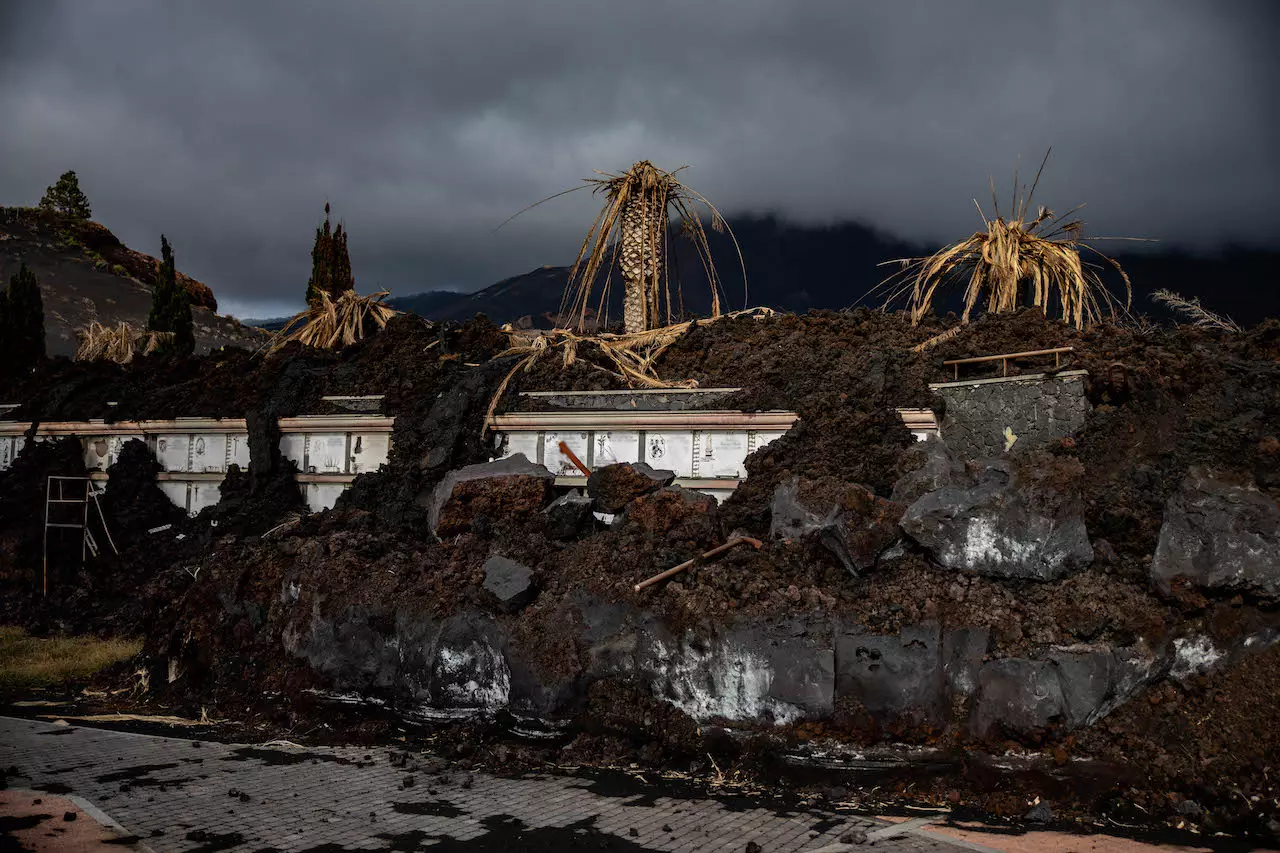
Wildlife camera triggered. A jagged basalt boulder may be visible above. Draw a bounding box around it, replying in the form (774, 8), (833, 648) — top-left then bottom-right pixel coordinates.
(971, 645), (1162, 737)
(543, 489), (594, 540)
(423, 454), (554, 538)
(835, 622), (945, 725)
(1151, 469), (1280, 598)
(899, 454), (1093, 581)
(891, 437), (962, 505)
(587, 462), (676, 513)
(769, 476), (904, 575)
(972, 658), (1065, 737)
(620, 486), (720, 542)
(482, 555), (538, 614)
(942, 626), (990, 698)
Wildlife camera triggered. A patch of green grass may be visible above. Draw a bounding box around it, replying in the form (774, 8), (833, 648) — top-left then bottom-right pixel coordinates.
(0, 626), (141, 690)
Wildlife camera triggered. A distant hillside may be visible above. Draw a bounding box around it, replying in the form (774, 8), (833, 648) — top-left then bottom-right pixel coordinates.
(387, 216), (1280, 328)
(0, 207), (268, 358)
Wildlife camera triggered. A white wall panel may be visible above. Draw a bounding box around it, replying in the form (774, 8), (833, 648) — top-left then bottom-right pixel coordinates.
(350, 432), (389, 474)
(591, 431), (640, 467)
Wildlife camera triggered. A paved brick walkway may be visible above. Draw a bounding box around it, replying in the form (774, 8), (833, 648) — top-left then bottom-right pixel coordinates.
(0, 715), (976, 852)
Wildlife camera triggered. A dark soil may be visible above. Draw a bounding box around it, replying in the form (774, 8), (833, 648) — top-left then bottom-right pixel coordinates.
(3, 307), (1280, 840)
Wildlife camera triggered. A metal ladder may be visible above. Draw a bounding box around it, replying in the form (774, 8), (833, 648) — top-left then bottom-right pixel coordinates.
(41, 476), (118, 596)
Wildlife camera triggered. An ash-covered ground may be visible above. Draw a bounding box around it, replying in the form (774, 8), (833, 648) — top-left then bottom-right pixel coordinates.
(2, 308), (1279, 841)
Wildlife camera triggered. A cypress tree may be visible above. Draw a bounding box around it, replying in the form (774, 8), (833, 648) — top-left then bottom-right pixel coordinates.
(38, 170), (92, 221)
(5, 263), (46, 370)
(147, 235), (194, 356)
(304, 203), (354, 306)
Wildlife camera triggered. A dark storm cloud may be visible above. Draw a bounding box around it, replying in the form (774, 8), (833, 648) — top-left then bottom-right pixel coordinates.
(1, 1), (1276, 317)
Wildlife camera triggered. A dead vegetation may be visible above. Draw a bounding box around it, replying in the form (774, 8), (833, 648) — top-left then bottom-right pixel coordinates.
(484, 307), (775, 433)
(0, 626), (140, 690)
(268, 289), (399, 354)
(74, 320), (173, 363)
(879, 151), (1136, 335)
(1152, 288), (1242, 332)
(507, 160), (746, 334)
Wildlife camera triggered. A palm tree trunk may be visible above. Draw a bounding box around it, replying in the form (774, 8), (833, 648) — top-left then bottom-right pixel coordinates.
(619, 195), (663, 334)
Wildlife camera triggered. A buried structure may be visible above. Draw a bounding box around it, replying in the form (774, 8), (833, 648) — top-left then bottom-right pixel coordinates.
(1, 307), (1280, 840)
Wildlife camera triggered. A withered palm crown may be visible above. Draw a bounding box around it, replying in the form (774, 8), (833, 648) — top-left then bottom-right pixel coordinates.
(880, 151), (1137, 331)
(267, 289), (399, 354)
(509, 160), (745, 334)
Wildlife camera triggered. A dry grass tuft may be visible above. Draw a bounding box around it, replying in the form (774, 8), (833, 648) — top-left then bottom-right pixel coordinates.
(1152, 289), (1241, 333)
(483, 307), (774, 435)
(74, 321), (173, 363)
(268, 289), (399, 354)
(878, 151), (1138, 331)
(0, 626), (141, 690)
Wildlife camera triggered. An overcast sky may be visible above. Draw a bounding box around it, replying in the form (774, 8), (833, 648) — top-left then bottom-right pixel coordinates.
(1, 1), (1276, 318)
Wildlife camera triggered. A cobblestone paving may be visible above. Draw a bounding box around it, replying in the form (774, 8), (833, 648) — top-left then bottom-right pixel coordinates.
(0, 716), (975, 852)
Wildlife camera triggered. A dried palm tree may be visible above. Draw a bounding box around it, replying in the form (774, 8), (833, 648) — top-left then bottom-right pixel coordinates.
(504, 161), (746, 334)
(267, 289), (399, 354)
(75, 321), (173, 364)
(879, 151), (1138, 332)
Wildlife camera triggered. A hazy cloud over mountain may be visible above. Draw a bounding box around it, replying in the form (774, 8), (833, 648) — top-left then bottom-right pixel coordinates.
(1, 1), (1275, 317)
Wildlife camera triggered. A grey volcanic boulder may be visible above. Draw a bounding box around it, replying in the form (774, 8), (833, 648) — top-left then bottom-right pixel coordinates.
(636, 616), (834, 724)
(482, 556), (538, 614)
(770, 476), (905, 575)
(835, 623), (945, 725)
(1151, 469), (1280, 597)
(891, 437), (963, 505)
(942, 626), (990, 697)
(900, 454), (1093, 581)
(423, 454), (555, 538)
(1047, 648), (1116, 728)
(972, 658), (1065, 737)
(428, 611), (511, 710)
(972, 645), (1162, 736)
(543, 489), (595, 540)
(587, 462), (675, 513)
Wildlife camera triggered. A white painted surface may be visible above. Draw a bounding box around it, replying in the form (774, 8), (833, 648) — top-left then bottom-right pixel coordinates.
(542, 430), (590, 476)
(303, 482), (348, 513)
(0, 435), (23, 469)
(308, 433), (348, 474)
(154, 434), (191, 472)
(159, 481), (190, 511)
(696, 430), (749, 478)
(279, 434), (307, 470)
(349, 432), (389, 474)
(2, 415), (392, 517)
(493, 420), (797, 500)
(591, 430), (640, 467)
(189, 481), (223, 514)
(643, 431), (694, 477)
(501, 431), (539, 464)
(189, 434), (226, 473)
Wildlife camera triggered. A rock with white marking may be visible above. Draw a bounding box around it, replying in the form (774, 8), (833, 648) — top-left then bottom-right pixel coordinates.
(1151, 469), (1280, 598)
(900, 454), (1093, 581)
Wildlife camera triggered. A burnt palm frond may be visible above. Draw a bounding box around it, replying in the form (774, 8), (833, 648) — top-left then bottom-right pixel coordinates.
(74, 321), (174, 363)
(877, 151), (1141, 330)
(1152, 289), (1241, 332)
(267, 290), (399, 354)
